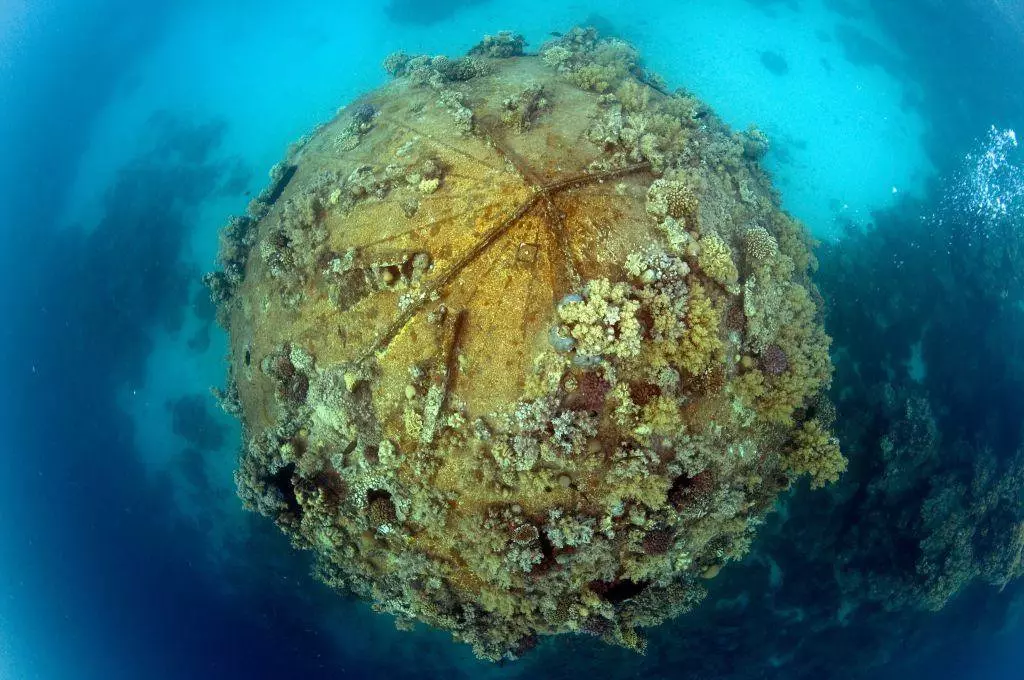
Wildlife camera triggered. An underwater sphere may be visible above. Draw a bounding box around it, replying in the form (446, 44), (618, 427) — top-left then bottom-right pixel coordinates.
(206, 28), (844, 661)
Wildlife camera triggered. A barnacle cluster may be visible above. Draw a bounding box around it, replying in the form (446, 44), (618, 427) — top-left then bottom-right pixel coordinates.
(208, 27), (842, 661)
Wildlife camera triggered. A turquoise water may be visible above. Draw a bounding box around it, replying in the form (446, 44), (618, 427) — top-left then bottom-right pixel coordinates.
(1, 1), (1022, 678)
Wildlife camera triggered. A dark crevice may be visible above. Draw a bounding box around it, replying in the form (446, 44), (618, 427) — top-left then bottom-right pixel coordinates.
(265, 164), (297, 205)
(591, 578), (650, 604)
(269, 463), (302, 517)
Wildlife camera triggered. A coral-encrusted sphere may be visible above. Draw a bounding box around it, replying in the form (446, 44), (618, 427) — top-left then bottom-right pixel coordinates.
(207, 27), (844, 661)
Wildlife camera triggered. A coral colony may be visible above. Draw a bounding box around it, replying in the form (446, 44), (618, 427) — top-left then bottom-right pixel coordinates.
(206, 28), (844, 661)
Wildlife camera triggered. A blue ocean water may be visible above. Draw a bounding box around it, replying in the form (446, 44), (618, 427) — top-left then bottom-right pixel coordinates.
(1, 1), (1023, 678)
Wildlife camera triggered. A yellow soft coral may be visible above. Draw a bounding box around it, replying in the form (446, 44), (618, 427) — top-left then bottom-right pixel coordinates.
(568, 63), (620, 93)
(616, 79), (650, 113)
(729, 369), (766, 425)
(734, 283), (832, 426)
(676, 282), (722, 376)
(771, 286), (832, 421)
(697, 233), (739, 287)
(786, 419), (847, 488)
(558, 279), (643, 360)
(772, 212), (817, 275)
(543, 29), (639, 94)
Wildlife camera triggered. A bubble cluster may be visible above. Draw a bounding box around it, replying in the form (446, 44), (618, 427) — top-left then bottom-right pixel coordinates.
(939, 126), (1023, 244)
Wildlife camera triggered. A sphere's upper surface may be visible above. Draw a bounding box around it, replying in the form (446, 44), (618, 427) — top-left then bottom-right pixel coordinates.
(208, 28), (844, 661)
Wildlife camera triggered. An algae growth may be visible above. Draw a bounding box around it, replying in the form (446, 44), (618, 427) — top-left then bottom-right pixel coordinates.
(207, 28), (844, 661)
